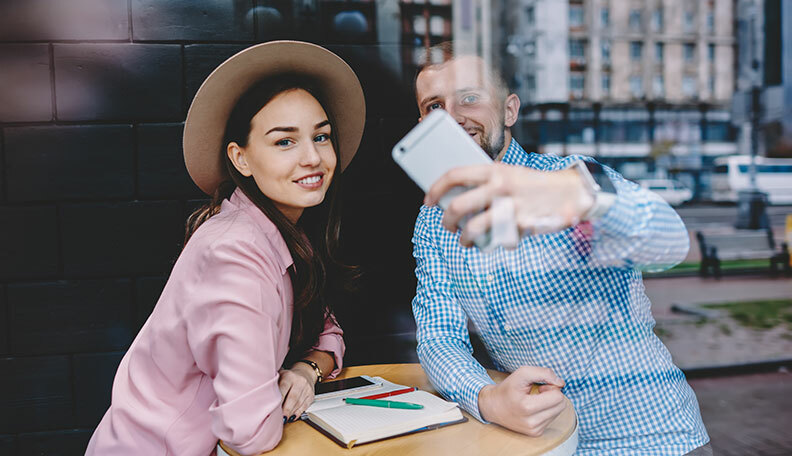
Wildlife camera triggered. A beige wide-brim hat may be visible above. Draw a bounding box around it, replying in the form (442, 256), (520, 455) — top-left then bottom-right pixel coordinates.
(183, 41), (366, 195)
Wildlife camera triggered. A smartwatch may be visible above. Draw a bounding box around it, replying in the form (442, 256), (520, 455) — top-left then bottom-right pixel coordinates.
(568, 160), (617, 221)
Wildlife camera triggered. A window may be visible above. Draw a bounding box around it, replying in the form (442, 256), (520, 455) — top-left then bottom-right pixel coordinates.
(570, 39), (586, 61)
(526, 5), (535, 25)
(684, 43), (696, 62)
(602, 74), (611, 95)
(570, 4), (584, 27)
(630, 75), (643, 98)
(629, 9), (641, 31)
(526, 74), (536, 91)
(708, 44), (715, 62)
(570, 73), (585, 99)
(707, 11), (715, 33)
(601, 7), (609, 26)
(684, 10), (696, 33)
(682, 76), (697, 97)
(709, 76), (716, 96)
(601, 40), (611, 63)
(653, 75), (664, 97)
(630, 41), (642, 61)
(652, 8), (663, 32)
(655, 42), (664, 62)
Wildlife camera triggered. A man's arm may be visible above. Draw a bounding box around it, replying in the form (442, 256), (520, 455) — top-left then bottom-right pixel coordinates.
(424, 157), (688, 272)
(412, 207), (494, 421)
(412, 208), (566, 434)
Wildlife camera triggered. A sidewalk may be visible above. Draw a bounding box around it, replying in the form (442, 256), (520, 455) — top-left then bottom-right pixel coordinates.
(644, 275), (792, 370)
(688, 370), (792, 456)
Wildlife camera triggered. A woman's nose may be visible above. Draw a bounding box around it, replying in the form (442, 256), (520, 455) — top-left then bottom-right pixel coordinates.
(300, 142), (322, 166)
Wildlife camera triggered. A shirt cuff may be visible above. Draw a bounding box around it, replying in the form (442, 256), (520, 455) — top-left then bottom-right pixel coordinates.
(592, 187), (642, 239)
(458, 371), (497, 423)
(313, 332), (344, 379)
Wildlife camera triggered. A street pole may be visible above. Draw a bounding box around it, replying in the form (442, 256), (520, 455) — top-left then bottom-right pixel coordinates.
(736, 0), (769, 229)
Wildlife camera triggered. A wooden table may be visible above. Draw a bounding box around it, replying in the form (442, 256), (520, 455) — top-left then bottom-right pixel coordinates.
(221, 363), (578, 455)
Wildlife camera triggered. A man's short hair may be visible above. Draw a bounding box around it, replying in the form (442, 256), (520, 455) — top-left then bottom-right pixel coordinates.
(413, 41), (510, 101)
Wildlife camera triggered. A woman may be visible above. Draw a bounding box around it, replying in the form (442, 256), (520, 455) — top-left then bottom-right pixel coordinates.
(86, 41), (365, 455)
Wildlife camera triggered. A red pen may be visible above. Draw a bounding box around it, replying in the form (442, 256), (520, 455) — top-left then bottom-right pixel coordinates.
(358, 387), (417, 400)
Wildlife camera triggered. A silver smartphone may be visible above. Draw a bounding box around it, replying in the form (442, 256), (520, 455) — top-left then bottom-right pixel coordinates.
(392, 110), (495, 250)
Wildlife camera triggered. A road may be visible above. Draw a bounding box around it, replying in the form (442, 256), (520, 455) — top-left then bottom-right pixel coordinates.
(675, 204), (792, 229)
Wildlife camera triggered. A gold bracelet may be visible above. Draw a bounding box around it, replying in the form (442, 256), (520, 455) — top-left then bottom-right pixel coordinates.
(296, 359), (323, 383)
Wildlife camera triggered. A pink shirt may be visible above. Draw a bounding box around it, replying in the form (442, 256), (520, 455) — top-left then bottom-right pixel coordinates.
(86, 189), (345, 456)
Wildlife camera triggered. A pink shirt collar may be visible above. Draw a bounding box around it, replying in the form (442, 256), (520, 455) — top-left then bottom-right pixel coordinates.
(226, 188), (294, 272)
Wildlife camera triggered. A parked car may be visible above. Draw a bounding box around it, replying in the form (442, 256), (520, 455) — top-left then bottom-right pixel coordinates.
(637, 178), (693, 206)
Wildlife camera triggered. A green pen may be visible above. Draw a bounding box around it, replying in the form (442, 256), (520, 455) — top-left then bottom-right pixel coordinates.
(343, 398), (424, 410)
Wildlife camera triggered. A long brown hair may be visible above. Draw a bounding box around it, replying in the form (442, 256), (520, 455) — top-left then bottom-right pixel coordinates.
(185, 75), (358, 365)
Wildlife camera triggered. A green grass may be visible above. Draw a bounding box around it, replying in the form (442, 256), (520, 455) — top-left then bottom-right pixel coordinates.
(648, 258), (774, 275)
(701, 299), (792, 330)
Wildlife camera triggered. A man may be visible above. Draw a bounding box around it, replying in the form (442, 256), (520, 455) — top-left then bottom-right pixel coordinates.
(410, 43), (710, 455)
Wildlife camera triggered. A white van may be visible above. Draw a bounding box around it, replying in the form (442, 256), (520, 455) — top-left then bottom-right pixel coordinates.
(638, 179), (693, 206)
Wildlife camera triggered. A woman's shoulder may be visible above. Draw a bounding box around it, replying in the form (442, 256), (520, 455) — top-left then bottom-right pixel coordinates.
(181, 205), (287, 273)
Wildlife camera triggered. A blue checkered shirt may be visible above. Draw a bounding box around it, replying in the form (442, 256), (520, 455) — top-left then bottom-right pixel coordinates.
(412, 139), (709, 455)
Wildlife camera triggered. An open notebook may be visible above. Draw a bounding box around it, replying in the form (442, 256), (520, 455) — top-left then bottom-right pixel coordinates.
(305, 388), (466, 448)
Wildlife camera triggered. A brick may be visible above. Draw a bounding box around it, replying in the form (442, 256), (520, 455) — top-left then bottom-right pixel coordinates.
(254, 1), (296, 41)
(326, 44), (418, 119)
(17, 429), (92, 456)
(0, 435), (16, 454)
(138, 123), (203, 198)
(5, 125), (134, 202)
(54, 44), (182, 122)
(0, 356), (72, 433)
(132, 0), (254, 41)
(8, 280), (133, 355)
(135, 276), (167, 328)
(184, 44), (247, 106)
(0, 45), (52, 123)
(0, 206), (59, 281)
(0, 0), (128, 41)
(73, 352), (124, 427)
(61, 201), (183, 277)
(0, 286), (7, 355)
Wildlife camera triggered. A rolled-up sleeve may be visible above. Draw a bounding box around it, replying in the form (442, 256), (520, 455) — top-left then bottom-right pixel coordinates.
(185, 239), (286, 455)
(313, 316), (345, 379)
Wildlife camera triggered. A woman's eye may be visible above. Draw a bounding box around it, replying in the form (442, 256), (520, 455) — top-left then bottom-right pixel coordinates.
(275, 138), (293, 147)
(314, 133), (330, 143)
(426, 102), (442, 112)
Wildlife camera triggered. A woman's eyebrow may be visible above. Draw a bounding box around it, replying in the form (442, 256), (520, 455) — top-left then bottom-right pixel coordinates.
(315, 120), (330, 129)
(265, 126), (297, 135)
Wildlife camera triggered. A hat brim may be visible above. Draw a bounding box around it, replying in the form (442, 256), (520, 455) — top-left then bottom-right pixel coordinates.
(183, 41), (366, 195)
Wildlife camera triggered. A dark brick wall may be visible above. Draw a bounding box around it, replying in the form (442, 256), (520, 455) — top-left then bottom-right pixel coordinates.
(0, 0), (422, 452)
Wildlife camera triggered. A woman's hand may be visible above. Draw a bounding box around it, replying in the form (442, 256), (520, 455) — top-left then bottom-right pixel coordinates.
(278, 364), (316, 423)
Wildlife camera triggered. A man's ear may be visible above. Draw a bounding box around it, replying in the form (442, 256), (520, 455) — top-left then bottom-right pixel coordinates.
(503, 93), (520, 128)
(227, 142), (252, 177)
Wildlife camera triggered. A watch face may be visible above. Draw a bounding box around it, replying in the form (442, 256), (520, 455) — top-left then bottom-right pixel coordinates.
(583, 161), (616, 194)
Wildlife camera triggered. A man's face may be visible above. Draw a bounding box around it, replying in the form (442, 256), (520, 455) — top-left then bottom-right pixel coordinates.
(415, 56), (507, 159)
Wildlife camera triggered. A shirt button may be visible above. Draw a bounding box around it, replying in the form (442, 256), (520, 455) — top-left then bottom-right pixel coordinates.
(504, 324), (512, 332)
(486, 274), (495, 282)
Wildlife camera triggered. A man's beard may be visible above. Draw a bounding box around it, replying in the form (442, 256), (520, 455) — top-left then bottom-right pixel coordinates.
(478, 118), (506, 159)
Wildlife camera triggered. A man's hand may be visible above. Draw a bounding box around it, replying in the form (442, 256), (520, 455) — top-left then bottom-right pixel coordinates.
(478, 366), (567, 437)
(278, 365), (316, 422)
(424, 163), (594, 246)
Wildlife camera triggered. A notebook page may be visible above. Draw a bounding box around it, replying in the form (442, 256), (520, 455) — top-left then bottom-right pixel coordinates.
(308, 390), (460, 441)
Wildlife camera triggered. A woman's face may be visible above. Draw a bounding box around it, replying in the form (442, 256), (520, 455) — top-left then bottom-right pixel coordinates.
(228, 88), (337, 223)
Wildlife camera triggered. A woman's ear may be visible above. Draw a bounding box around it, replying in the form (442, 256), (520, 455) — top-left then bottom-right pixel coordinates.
(227, 142), (252, 177)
